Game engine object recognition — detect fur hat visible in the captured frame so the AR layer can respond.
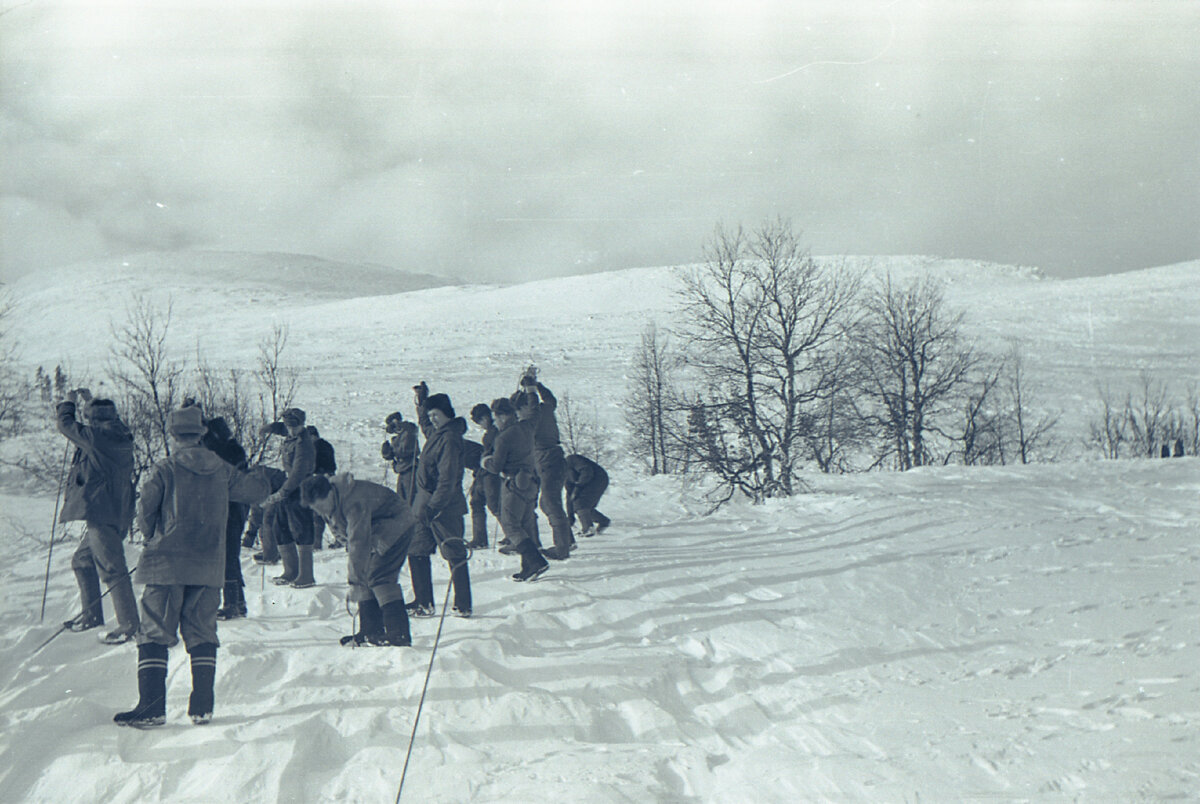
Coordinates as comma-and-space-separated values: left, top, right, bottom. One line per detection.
281, 407, 306, 427
85, 398, 119, 422
168, 406, 206, 437
205, 416, 232, 442
490, 397, 516, 418
425, 393, 455, 420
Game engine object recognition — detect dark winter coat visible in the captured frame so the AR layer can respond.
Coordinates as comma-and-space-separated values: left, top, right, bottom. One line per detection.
55, 401, 135, 531
136, 446, 271, 587
279, 427, 317, 496
483, 419, 538, 498
565, 453, 609, 509
321, 473, 416, 592
314, 438, 337, 475
462, 440, 484, 475
413, 416, 469, 520
528, 383, 561, 451
381, 421, 419, 474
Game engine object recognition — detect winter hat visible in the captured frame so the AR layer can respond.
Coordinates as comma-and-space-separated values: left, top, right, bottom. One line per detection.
168, 406, 206, 437
385, 411, 404, 432
490, 397, 516, 418
281, 407, 306, 427
205, 416, 232, 442
85, 398, 119, 422
425, 393, 455, 420
470, 403, 492, 422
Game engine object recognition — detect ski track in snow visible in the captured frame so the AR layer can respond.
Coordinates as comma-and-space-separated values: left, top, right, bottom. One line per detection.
1, 459, 1198, 802
0, 257, 1198, 801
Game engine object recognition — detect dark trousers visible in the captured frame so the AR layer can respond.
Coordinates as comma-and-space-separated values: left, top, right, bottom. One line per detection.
269, 492, 314, 546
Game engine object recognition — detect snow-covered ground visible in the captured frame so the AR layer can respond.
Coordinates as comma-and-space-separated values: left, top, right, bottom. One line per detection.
0, 253, 1197, 801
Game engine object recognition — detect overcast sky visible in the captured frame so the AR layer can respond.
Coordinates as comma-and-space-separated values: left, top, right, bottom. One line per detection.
1, 0, 1197, 283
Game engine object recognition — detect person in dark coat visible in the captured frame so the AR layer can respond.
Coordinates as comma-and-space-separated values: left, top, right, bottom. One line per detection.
200, 416, 252, 621
301, 473, 416, 647
409, 384, 473, 617
114, 406, 270, 728
306, 425, 337, 550
466, 403, 502, 549
55, 388, 141, 645
259, 407, 317, 588
381, 411, 420, 501
564, 453, 611, 536
483, 397, 548, 582
517, 375, 574, 561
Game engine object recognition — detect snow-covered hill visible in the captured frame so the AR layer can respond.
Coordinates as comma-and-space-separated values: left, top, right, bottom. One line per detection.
0, 253, 1197, 801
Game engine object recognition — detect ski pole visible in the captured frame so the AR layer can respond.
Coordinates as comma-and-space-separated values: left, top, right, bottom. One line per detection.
39, 443, 71, 623
32, 561, 139, 657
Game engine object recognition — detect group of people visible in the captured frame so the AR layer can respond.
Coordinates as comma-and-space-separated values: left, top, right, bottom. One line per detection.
52, 370, 611, 728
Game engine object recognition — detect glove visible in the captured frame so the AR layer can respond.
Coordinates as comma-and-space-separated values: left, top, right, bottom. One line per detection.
381, 441, 395, 461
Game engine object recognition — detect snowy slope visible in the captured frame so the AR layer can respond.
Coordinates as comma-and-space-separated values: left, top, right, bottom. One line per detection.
0, 254, 1198, 802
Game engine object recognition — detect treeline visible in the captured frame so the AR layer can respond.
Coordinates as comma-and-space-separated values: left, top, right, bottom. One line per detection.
623, 218, 1188, 508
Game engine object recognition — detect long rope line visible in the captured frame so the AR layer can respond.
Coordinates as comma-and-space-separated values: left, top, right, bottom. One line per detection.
395, 541, 472, 803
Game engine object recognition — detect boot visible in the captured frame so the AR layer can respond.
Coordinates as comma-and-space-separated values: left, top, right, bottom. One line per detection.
450, 562, 472, 617
340, 599, 384, 646
289, 545, 316, 588
254, 520, 280, 564
512, 541, 549, 582
114, 642, 168, 728
101, 573, 141, 644
408, 555, 434, 608
380, 600, 412, 647
217, 582, 245, 620
71, 566, 104, 630
272, 542, 299, 585
187, 643, 218, 725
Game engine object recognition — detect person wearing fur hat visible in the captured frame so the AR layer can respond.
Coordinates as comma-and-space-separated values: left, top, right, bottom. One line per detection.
483, 397, 549, 582
409, 383, 473, 617
516, 375, 575, 561
301, 473, 416, 646
114, 406, 270, 728
258, 407, 318, 588
55, 388, 141, 645
466, 403, 502, 550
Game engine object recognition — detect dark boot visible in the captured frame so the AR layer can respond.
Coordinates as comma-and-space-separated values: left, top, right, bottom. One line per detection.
468, 505, 488, 549
187, 643, 217, 724
408, 555, 434, 608
380, 600, 412, 647
114, 642, 168, 728
272, 542, 299, 585
341, 599, 384, 646
71, 565, 104, 629
290, 544, 316, 588
512, 541, 549, 582
217, 582, 244, 620
450, 562, 472, 617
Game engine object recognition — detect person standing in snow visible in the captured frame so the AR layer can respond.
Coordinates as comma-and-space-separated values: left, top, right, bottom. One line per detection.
55, 388, 141, 645
381, 410, 420, 500
259, 408, 317, 588
114, 406, 270, 728
301, 473, 415, 647
306, 425, 337, 550
483, 397, 549, 582
466, 402, 502, 550
564, 453, 611, 538
198, 415, 252, 622
516, 373, 574, 561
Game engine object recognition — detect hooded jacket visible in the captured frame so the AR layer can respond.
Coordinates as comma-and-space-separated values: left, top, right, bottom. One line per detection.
414, 415, 469, 519
56, 401, 135, 531
321, 473, 416, 586
136, 446, 270, 586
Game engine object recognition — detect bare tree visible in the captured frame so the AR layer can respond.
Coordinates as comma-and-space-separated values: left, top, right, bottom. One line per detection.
1086, 383, 1128, 459
0, 291, 25, 437
558, 392, 618, 469
956, 356, 1006, 466
624, 322, 684, 475
1124, 371, 1173, 458
676, 219, 860, 503
1004, 345, 1059, 464
252, 323, 298, 462
853, 274, 977, 470
109, 296, 185, 480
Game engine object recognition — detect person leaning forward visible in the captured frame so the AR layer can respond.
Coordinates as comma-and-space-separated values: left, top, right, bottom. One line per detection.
301, 473, 416, 647
113, 405, 270, 728
55, 388, 141, 645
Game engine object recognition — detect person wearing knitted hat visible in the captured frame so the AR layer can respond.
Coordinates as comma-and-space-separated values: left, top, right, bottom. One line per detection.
409, 383, 473, 617
114, 405, 270, 727
55, 388, 141, 645
259, 407, 318, 588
